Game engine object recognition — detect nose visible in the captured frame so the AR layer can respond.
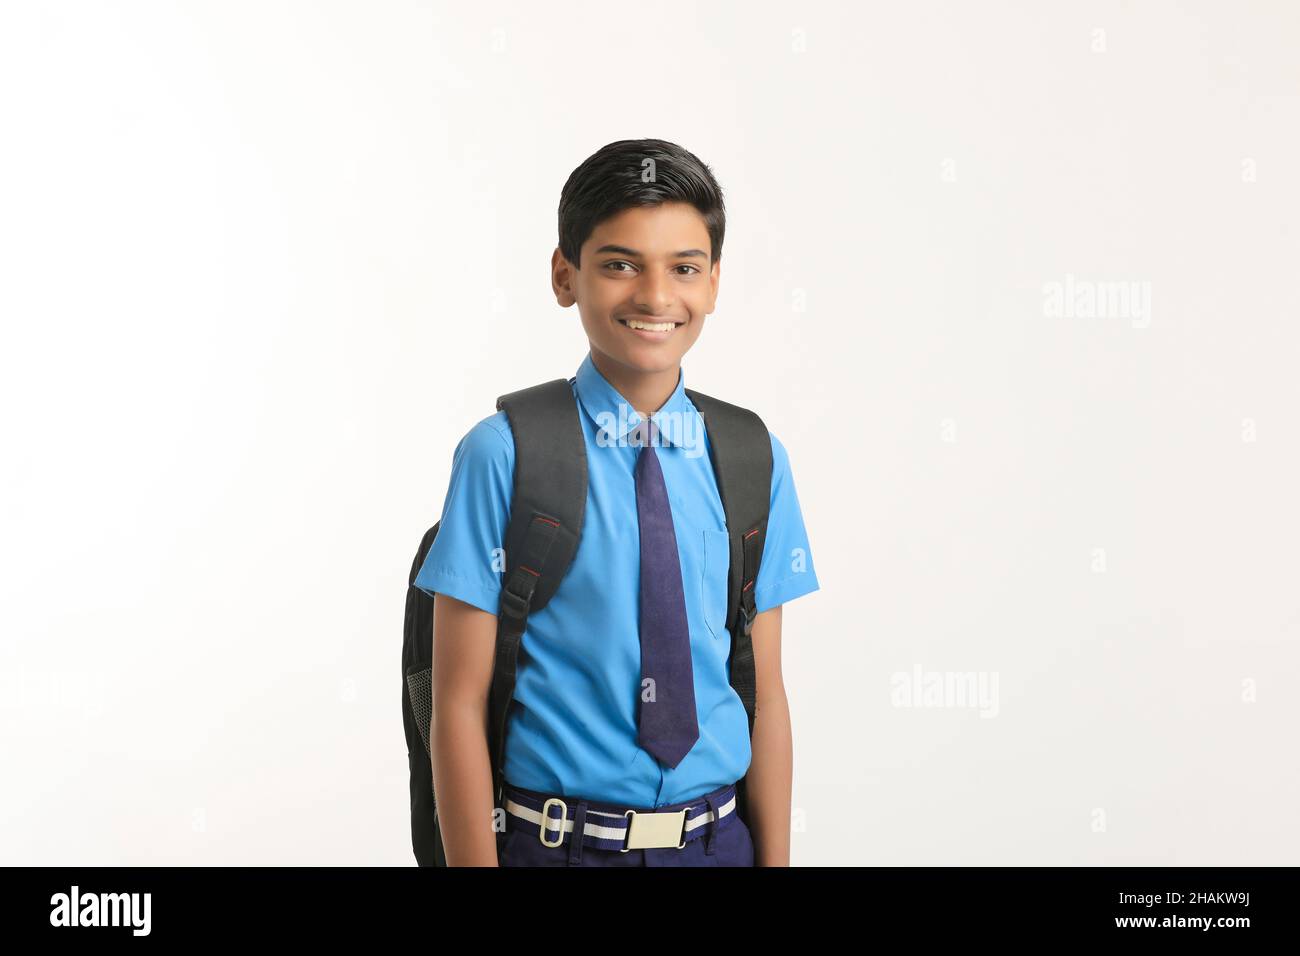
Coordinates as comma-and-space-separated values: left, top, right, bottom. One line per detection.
631, 269, 674, 315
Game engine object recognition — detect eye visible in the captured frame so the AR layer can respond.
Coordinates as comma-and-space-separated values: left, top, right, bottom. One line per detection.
604, 260, 635, 273
674, 264, 701, 275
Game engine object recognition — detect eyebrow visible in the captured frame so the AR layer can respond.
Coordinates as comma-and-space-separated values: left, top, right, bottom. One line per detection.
594, 244, 709, 259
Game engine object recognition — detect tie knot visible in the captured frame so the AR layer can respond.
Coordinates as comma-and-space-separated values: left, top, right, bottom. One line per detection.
630, 417, 660, 448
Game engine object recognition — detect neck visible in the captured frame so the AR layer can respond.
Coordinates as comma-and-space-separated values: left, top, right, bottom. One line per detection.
589, 347, 680, 419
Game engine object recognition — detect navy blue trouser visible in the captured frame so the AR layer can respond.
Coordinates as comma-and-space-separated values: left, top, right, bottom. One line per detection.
496, 779, 756, 867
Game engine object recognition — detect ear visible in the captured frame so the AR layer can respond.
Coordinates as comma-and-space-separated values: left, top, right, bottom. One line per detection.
705, 257, 721, 314
551, 247, 577, 307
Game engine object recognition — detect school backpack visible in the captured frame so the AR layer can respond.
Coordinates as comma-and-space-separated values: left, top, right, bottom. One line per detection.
401, 377, 772, 866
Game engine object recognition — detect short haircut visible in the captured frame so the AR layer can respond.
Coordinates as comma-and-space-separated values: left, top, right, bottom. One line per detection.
557, 139, 726, 269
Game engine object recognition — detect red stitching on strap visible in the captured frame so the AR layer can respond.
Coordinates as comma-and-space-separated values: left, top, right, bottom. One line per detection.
743, 528, 758, 540
534, 516, 560, 528
519, 565, 540, 576
743, 580, 754, 592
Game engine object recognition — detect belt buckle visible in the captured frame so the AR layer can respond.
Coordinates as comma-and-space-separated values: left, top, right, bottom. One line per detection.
621, 807, 688, 851
539, 797, 567, 847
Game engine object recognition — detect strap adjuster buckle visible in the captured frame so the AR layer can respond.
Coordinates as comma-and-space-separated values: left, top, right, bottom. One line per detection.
738, 601, 757, 637
538, 797, 567, 847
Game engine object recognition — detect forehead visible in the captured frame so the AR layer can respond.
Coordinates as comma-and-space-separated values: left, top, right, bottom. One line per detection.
584, 202, 710, 252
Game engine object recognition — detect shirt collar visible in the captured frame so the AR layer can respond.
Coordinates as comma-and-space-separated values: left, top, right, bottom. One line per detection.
573, 351, 693, 448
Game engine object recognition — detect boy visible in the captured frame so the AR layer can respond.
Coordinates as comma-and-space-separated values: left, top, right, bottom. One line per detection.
415, 139, 819, 866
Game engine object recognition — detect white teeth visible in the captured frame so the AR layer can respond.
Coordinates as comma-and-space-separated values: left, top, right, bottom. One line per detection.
624, 319, 676, 332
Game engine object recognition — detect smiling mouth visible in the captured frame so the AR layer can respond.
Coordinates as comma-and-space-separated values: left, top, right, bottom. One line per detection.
617, 318, 685, 332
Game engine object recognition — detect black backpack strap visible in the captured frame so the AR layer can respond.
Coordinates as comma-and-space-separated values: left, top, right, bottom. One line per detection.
487, 379, 588, 806
683, 388, 772, 730
684, 387, 772, 829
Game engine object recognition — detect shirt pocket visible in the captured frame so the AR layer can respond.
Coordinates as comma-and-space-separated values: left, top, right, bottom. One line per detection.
701, 529, 731, 640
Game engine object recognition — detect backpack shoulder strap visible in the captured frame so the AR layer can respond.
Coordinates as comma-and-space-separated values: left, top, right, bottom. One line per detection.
683, 387, 772, 736
487, 378, 587, 805
496, 378, 588, 612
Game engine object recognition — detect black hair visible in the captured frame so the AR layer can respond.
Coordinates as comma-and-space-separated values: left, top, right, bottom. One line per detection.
557, 138, 726, 269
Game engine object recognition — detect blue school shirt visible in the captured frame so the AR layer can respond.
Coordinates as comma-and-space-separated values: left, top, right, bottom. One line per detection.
414, 351, 820, 807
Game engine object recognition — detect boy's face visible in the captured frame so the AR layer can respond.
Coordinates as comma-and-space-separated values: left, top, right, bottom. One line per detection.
553, 201, 719, 377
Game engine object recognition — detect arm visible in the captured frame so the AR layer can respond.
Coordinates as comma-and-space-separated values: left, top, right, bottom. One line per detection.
431, 591, 501, 867
745, 603, 793, 867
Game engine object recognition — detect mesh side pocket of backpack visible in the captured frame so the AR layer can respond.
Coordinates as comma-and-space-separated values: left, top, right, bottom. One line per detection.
405, 664, 433, 764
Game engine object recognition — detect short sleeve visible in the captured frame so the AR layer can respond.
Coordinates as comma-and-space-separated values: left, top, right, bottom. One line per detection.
413, 413, 515, 615
753, 430, 820, 614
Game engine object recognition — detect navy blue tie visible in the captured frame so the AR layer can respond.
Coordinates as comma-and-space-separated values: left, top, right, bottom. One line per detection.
630, 416, 699, 769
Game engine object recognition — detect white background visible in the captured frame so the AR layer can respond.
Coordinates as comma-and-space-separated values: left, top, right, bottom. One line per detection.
1, 1, 1296, 865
